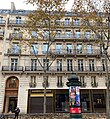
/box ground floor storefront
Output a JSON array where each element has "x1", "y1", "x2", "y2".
[{"x1": 27, "y1": 89, "x2": 106, "y2": 113}]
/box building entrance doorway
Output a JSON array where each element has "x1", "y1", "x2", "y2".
[{"x1": 8, "y1": 97, "x2": 17, "y2": 112}]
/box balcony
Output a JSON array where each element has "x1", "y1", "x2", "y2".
[
  {"x1": 8, "y1": 20, "x2": 25, "y2": 26},
  {"x1": 29, "y1": 82, "x2": 36, "y2": 88},
  {"x1": 49, "y1": 49, "x2": 100, "y2": 57},
  {"x1": 54, "y1": 34, "x2": 98, "y2": 41},
  {"x1": 10, "y1": 33, "x2": 23, "y2": 39},
  {"x1": 24, "y1": 66, "x2": 109, "y2": 74},
  {"x1": 7, "y1": 48, "x2": 21, "y2": 55},
  {"x1": 2, "y1": 66, "x2": 23, "y2": 74}
]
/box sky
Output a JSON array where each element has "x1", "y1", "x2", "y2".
[{"x1": 0, "y1": 0, "x2": 73, "y2": 11}]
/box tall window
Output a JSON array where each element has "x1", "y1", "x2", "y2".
[
  {"x1": 85, "y1": 31, "x2": 91, "y2": 38},
  {"x1": 12, "y1": 43, "x2": 20, "y2": 54},
  {"x1": 44, "y1": 30, "x2": 49, "y2": 40},
  {"x1": 31, "y1": 31, "x2": 38, "y2": 38},
  {"x1": 57, "y1": 59, "x2": 62, "y2": 71},
  {"x1": 89, "y1": 59, "x2": 94, "y2": 71},
  {"x1": 76, "y1": 44, "x2": 82, "y2": 54},
  {"x1": 9, "y1": 78, "x2": 17, "y2": 88},
  {"x1": 80, "y1": 76, "x2": 86, "y2": 87},
  {"x1": 43, "y1": 59, "x2": 49, "y2": 70},
  {"x1": 31, "y1": 59, "x2": 37, "y2": 71},
  {"x1": 31, "y1": 44, "x2": 38, "y2": 54},
  {"x1": 91, "y1": 76, "x2": 97, "y2": 87},
  {"x1": 56, "y1": 43, "x2": 62, "y2": 54},
  {"x1": 0, "y1": 17, "x2": 3, "y2": 23},
  {"x1": 43, "y1": 76, "x2": 49, "y2": 87},
  {"x1": 57, "y1": 76, "x2": 63, "y2": 87},
  {"x1": 16, "y1": 17, "x2": 21, "y2": 24},
  {"x1": 11, "y1": 58, "x2": 18, "y2": 71},
  {"x1": 29, "y1": 76, "x2": 36, "y2": 87},
  {"x1": 102, "y1": 59, "x2": 105, "y2": 71},
  {"x1": 74, "y1": 19, "x2": 80, "y2": 26},
  {"x1": 65, "y1": 30, "x2": 71, "y2": 38},
  {"x1": 43, "y1": 43, "x2": 48, "y2": 54},
  {"x1": 66, "y1": 43, "x2": 72, "y2": 53},
  {"x1": 65, "y1": 18, "x2": 70, "y2": 26},
  {"x1": 56, "y1": 30, "x2": 61, "y2": 38},
  {"x1": 75, "y1": 30, "x2": 80, "y2": 38},
  {"x1": 78, "y1": 59, "x2": 83, "y2": 71},
  {"x1": 67, "y1": 59, "x2": 73, "y2": 71},
  {"x1": 87, "y1": 44, "x2": 93, "y2": 54}
]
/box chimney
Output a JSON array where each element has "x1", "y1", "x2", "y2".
[{"x1": 11, "y1": 2, "x2": 16, "y2": 12}]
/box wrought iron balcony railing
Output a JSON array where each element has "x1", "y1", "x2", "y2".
[
  {"x1": 49, "y1": 49, "x2": 100, "y2": 56},
  {"x1": 2, "y1": 66, "x2": 23, "y2": 71},
  {"x1": 8, "y1": 20, "x2": 25, "y2": 25},
  {"x1": 24, "y1": 66, "x2": 109, "y2": 72},
  {"x1": 7, "y1": 48, "x2": 21, "y2": 55},
  {"x1": 10, "y1": 33, "x2": 23, "y2": 39}
]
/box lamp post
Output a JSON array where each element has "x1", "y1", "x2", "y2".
[{"x1": 66, "y1": 74, "x2": 82, "y2": 119}]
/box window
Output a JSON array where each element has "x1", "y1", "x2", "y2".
[
  {"x1": 31, "y1": 59, "x2": 37, "y2": 71},
  {"x1": 0, "y1": 17, "x2": 3, "y2": 23},
  {"x1": 43, "y1": 76, "x2": 49, "y2": 87},
  {"x1": 29, "y1": 76, "x2": 36, "y2": 87},
  {"x1": 16, "y1": 17, "x2": 21, "y2": 24},
  {"x1": 75, "y1": 30, "x2": 80, "y2": 38},
  {"x1": 56, "y1": 43, "x2": 62, "y2": 54},
  {"x1": 67, "y1": 59, "x2": 73, "y2": 71},
  {"x1": 57, "y1": 76, "x2": 63, "y2": 87},
  {"x1": 89, "y1": 59, "x2": 94, "y2": 71},
  {"x1": 91, "y1": 76, "x2": 98, "y2": 87},
  {"x1": 76, "y1": 44, "x2": 82, "y2": 54},
  {"x1": 12, "y1": 43, "x2": 20, "y2": 54},
  {"x1": 66, "y1": 43, "x2": 72, "y2": 53},
  {"x1": 56, "y1": 19, "x2": 60, "y2": 25},
  {"x1": 85, "y1": 31, "x2": 91, "y2": 38},
  {"x1": 31, "y1": 31, "x2": 38, "y2": 38},
  {"x1": 9, "y1": 78, "x2": 17, "y2": 88},
  {"x1": 43, "y1": 59, "x2": 49, "y2": 71},
  {"x1": 44, "y1": 30, "x2": 49, "y2": 40},
  {"x1": 56, "y1": 30, "x2": 61, "y2": 38},
  {"x1": 78, "y1": 59, "x2": 83, "y2": 71},
  {"x1": 65, "y1": 30, "x2": 71, "y2": 38},
  {"x1": 57, "y1": 59, "x2": 62, "y2": 71},
  {"x1": 102, "y1": 59, "x2": 105, "y2": 71},
  {"x1": 43, "y1": 43, "x2": 48, "y2": 54},
  {"x1": 74, "y1": 19, "x2": 80, "y2": 26},
  {"x1": 31, "y1": 44, "x2": 38, "y2": 54},
  {"x1": 11, "y1": 59, "x2": 18, "y2": 71},
  {"x1": 87, "y1": 44, "x2": 93, "y2": 54},
  {"x1": 65, "y1": 18, "x2": 70, "y2": 26},
  {"x1": 80, "y1": 76, "x2": 86, "y2": 87}
]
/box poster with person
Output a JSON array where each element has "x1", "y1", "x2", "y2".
[{"x1": 69, "y1": 86, "x2": 80, "y2": 107}]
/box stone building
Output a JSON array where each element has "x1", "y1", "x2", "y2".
[{"x1": 0, "y1": 2, "x2": 108, "y2": 114}]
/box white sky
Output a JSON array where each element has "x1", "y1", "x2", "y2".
[{"x1": 0, "y1": 0, "x2": 73, "y2": 11}]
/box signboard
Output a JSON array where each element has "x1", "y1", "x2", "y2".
[
  {"x1": 70, "y1": 107, "x2": 81, "y2": 114},
  {"x1": 69, "y1": 86, "x2": 80, "y2": 107}
]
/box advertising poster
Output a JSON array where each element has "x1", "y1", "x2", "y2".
[{"x1": 69, "y1": 86, "x2": 80, "y2": 107}]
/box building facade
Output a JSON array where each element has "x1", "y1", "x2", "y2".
[{"x1": 0, "y1": 3, "x2": 108, "y2": 114}]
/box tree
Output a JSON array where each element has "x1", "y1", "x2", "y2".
[
  {"x1": 71, "y1": 0, "x2": 110, "y2": 118},
  {"x1": 18, "y1": 0, "x2": 68, "y2": 118}
]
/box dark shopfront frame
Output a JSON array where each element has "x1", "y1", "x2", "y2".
[{"x1": 27, "y1": 89, "x2": 106, "y2": 113}]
